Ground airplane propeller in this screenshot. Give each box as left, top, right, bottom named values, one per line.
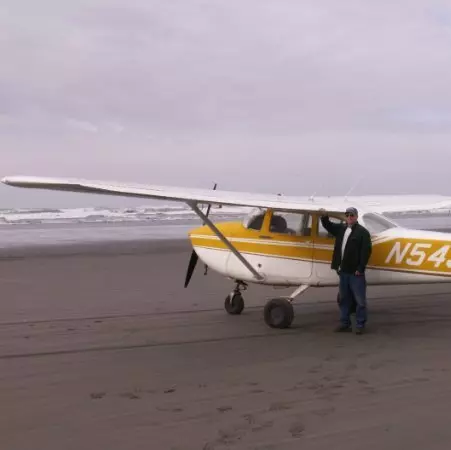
left=184, top=182, right=217, bottom=288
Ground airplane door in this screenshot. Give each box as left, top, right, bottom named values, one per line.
left=261, top=211, right=314, bottom=284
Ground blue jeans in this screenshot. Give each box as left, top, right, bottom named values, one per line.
left=338, top=272, right=367, bottom=328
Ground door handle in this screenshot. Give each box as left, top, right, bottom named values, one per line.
left=259, top=235, right=273, bottom=239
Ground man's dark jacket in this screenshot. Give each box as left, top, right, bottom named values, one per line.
left=320, top=216, right=372, bottom=274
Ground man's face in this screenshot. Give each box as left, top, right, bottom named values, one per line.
left=345, top=211, right=357, bottom=226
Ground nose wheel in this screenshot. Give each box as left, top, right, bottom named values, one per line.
left=224, top=292, right=244, bottom=315
left=263, top=298, right=294, bottom=328
left=224, top=281, right=247, bottom=315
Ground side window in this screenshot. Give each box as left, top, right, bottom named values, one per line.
left=247, top=213, right=264, bottom=230
left=317, top=215, right=344, bottom=238
left=270, top=212, right=312, bottom=236
left=243, top=208, right=266, bottom=231
left=362, top=213, right=397, bottom=234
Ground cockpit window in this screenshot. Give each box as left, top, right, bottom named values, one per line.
left=362, top=213, right=398, bottom=234
left=317, top=215, right=345, bottom=238
left=242, top=208, right=266, bottom=231
left=269, top=212, right=312, bottom=236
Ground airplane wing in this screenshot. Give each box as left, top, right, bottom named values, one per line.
left=359, top=195, right=451, bottom=214
left=0, top=175, right=350, bottom=213
left=2, top=175, right=451, bottom=215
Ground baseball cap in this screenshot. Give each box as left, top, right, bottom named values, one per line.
left=345, top=207, right=358, bottom=216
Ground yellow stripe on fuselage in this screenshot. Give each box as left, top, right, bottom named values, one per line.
left=191, top=234, right=316, bottom=260
left=189, top=221, right=451, bottom=277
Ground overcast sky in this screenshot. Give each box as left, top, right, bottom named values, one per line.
left=1, top=0, right=451, bottom=208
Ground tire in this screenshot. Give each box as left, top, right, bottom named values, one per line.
left=263, top=298, right=294, bottom=329
left=224, top=293, right=244, bottom=315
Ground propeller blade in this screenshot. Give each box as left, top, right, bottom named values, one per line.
left=184, top=249, right=199, bottom=288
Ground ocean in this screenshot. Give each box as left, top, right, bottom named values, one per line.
left=0, top=204, right=450, bottom=249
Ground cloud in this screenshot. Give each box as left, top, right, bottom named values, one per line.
left=65, top=118, right=98, bottom=133
left=1, top=0, right=451, bottom=134
left=1, top=0, right=451, bottom=207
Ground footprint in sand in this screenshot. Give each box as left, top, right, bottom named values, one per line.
left=120, top=392, right=140, bottom=400
left=289, top=422, right=305, bottom=437
left=90, top=392, right=106, bottom=400
left=217, top=406, right=233, bottom=413
left=252, top=420, right=274, bottom=433
left=164, top=387, right=176, bottom=394
left=216, top=428, right=244, bottom=445
left=242, top=414, right=256, bottom=425
left=250, top=388, right=265, bottom=394
left=157, top=406, right=184, bottom=412
left=269, top=401, right=292, bottom=412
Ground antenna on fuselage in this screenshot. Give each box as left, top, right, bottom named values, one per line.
left=344, top=176, right=363, bottom=201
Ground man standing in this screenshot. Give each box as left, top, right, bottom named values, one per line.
left=320, top=207, right=372, bottom=334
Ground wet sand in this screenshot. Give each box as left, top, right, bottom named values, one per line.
left=1, top=239, right=451, bottom=449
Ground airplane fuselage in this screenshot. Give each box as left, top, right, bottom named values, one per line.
left=190, top=210, right=451, bottom=287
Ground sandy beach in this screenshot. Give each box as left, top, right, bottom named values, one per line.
left=1, top=238, right=451, bottom=449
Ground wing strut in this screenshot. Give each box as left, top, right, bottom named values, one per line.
left=189, top=203, right=264, bottom=281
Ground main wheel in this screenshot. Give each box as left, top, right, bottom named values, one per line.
left=263, top=298, right=294, bottom=329
left=225, top=293, right=244, bottom=315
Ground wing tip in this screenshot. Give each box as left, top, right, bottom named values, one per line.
left=1, top=175, right=16, bottom=185
left=1, top=175, right=57, bottom=188
left=1, top=175, right=31, bottom=186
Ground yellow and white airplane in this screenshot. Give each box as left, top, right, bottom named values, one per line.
left=3, top=175, right=451, bottom=329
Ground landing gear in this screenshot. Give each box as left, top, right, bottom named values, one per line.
left=224, top=281, right=247, bottom=315
left=224, top=293, right=244, bottom=315
left=224, top=282, right=310, bottom=328
left=263, top=285, right=309, bottom=329
left=263, top=298, right=294, bottom=328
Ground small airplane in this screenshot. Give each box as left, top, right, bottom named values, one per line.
left=3, top=175, right=451, bottom=329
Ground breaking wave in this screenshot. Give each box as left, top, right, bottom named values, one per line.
left=0, top=205, right=251, bottom=225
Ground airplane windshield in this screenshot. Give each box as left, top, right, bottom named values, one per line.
left=242, top=208, right=266, bottom=230
left=362, top=213, right=398, bottom=234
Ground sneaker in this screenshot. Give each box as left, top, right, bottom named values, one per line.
left=355, top=327, right=364, bottom=335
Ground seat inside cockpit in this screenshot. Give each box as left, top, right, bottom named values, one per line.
left=269, top=214, right=288, bottom=233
